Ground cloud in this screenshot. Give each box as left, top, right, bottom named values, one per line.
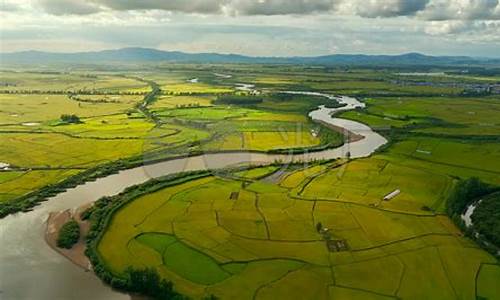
left=425, top=19, right=500, bottom=37
left=227, top=0, right=336, bottom=16
left=0, top=1, right=22, bottom=12
left=94, top=0, right=226, bottom=14
left=24, top=0, right=500, bottom=21
left=37, top=0, right=102, bottom=15
left=341, top=0, right=430, bottom=18
left=420, top=0, right=500, bottom=20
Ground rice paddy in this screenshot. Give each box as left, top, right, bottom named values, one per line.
left=97, top=162, right=497, bottom=299
left=0, top=69, right=341, bottom=204
left=1, top=65, right=499, bottom=299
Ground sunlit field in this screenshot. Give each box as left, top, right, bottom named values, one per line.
left=0, top=64, right=498, bottom=300
left=97, top=163, right=494, bottom=299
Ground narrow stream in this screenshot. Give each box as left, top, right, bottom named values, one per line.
left=0, top=93, right=387, bottom=300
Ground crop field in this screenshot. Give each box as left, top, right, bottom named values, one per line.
left=151, top=95, right=214, bottom=109
left=382, top=137, right=500, bottom=185
left=97, top=163, right=497, bottom=299
left=339, top=96, right=500, bottom=135
left=0, top=67, right=345, bottom=204
left=0, top=94, right=139, bottom=125
left=1, top=64, right=499, bottom=298
left=0, top=71, right=151, bottom=93
left=0, top=132, right=145, bottom=168
left=203, top=131, right=321, bottom=152
left=0, top=169, right=79, bottom=202
left=164, top=83, right=234, bottom=94
left=300, top=157, right=453, bottom=213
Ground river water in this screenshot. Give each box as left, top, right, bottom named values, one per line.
left=0, top=93, right=387, bottom=300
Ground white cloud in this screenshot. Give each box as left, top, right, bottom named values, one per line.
left=37, top=0, right=102, bottom=15
left=339, top=0, right=430, bottom=18
left=226, top=0, right=336, bottom=16
left=95, top=0, right=225, bottom=14
left=1, top=0, right=499, bottom=57
left=25, top=0, right=500, bottom=20
left=419, top=0, right=500, bottom=20
left=424, top=19, right=500, bottom=43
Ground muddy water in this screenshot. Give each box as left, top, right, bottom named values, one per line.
left=0, top=94, right=387, bottom=300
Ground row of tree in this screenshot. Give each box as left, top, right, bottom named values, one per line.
left=446, top=177, right=499, bottom=256
left=0, top=90, right=146, bottom=95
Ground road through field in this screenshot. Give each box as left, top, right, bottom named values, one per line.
left=0, top=93, right=387, bottom=300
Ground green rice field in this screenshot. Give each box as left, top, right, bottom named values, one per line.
left=1, top=65, right=499, bottom=299
left=97, top=162, right=497, bottom=299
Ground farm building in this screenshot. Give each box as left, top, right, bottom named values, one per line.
left=384, top=189, right=401, bottom=201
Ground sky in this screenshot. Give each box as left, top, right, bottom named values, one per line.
left=1, top=0, right=500, bottom=57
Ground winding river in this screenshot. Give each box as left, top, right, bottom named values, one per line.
left=0, top=93, right=387, bottom=300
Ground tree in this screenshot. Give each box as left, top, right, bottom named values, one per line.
left=60, top=114, right=82, bottom=124
left=126, top=268, right=184, bottom=300
left=316, top=222, right=323, bottom=233
left=57, top=219, right=80, bottom=249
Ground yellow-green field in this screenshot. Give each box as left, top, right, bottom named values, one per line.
left=0, top=169, right=80, bottom=202
left=151, top=95, right=214, bottom=109
left=0, top=69, right=341, bottom=204
left=0, top=71, right=150, bottom=93
left=97, top=163, right=497, bottom=299
left=0, top=94, right=138, bottom=124
left=340, top=96, right=500, bottom=135
left=1, top=65, right=499, bottom=299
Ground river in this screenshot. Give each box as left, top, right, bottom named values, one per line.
left=0, top=93, right=387, bottom=300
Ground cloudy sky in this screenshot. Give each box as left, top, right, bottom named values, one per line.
left=1, top=0, right=500, bottom=57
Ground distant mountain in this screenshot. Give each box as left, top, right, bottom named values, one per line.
left=2, top=47, right=499, bottom=66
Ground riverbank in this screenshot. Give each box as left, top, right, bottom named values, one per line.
left=315, top=119, right=364, bottom=143
left=45, top=204, right=92, bottom=271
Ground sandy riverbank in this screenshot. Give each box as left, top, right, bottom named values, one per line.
left=45, top=204, right=93, bottom=271
left=46, top=204, right=152, bottom=300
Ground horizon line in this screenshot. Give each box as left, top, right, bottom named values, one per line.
left=3, top=47, right=500, bottom=59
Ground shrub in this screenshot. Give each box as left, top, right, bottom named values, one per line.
left=126, top=268, right=185, bottom=300
left=60, top=114, right=82, bottom=124
left=57, top=219, right=80, bottom=249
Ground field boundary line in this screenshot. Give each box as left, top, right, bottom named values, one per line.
left=252, top=264, right=306, bottom=300
left=435, top=246, right=459, bottom=299
left=254, top=193, right=271, bottom=240
left=329, top=283, right=400, bottom=299
left=350, top=232, right=454, bottom=253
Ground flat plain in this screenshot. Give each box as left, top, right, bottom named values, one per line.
left=1, top=64, right=499, bottom=299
